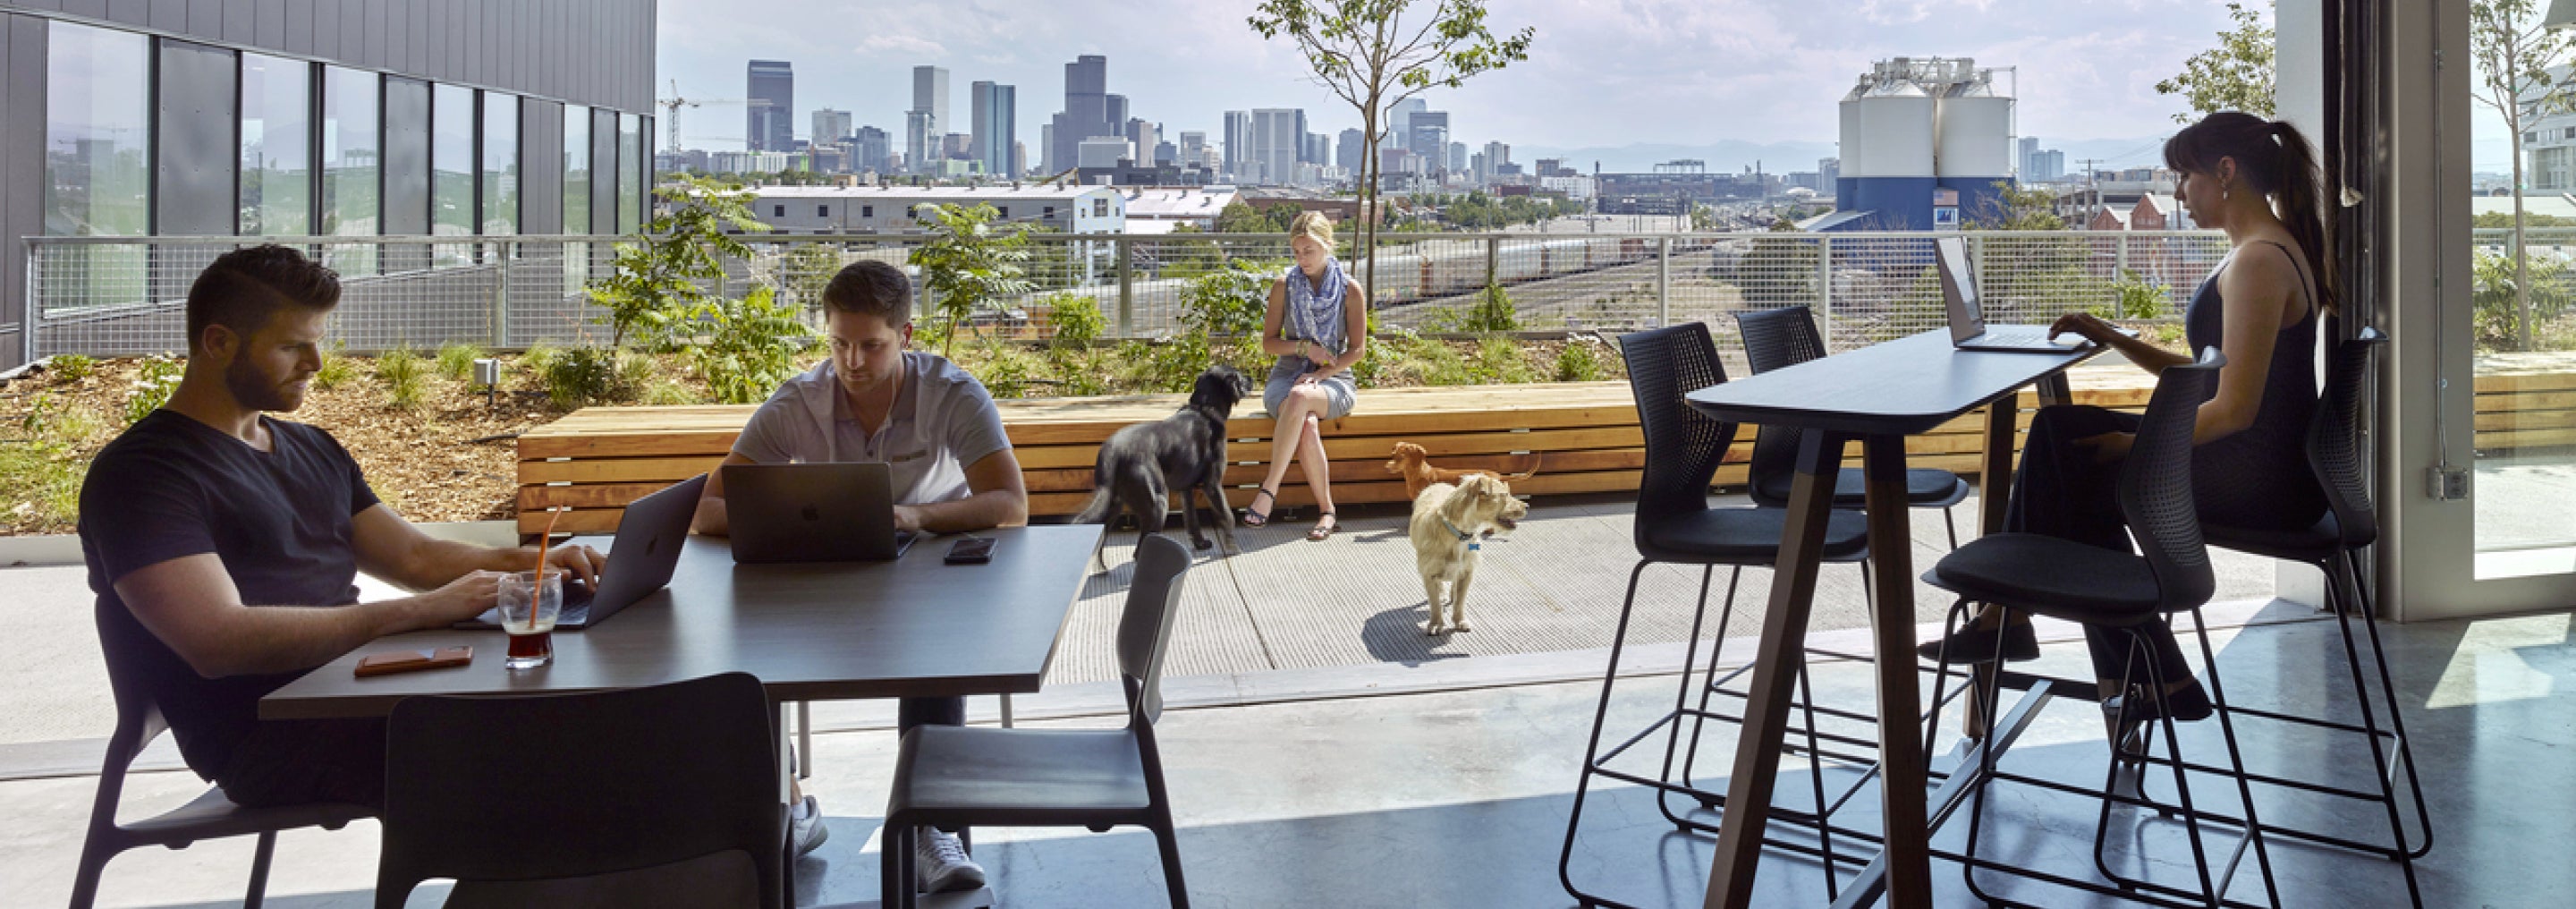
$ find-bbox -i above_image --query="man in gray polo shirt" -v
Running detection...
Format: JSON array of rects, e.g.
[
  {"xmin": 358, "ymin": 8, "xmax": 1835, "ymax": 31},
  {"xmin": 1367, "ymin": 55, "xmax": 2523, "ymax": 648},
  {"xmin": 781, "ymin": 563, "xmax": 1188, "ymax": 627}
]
[{"xmin": 693, "ymin": 259, "xmax": 1028, "ymax": 894}]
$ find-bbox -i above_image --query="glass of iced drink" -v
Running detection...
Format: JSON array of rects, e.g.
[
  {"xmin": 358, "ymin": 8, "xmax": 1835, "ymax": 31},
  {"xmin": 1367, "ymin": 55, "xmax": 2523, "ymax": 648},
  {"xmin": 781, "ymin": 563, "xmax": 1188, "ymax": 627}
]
[{"xmin": 497, "ymin": 569, "xmax": 564, "ymax": 670}]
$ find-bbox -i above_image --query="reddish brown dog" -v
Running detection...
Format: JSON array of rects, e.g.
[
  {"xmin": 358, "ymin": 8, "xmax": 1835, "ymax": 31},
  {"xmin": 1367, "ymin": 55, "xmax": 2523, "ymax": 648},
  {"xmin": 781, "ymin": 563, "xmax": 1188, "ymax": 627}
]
[{"xmin": 1385, "ymin": 442, "xmax": 1540, "ymax": 502}]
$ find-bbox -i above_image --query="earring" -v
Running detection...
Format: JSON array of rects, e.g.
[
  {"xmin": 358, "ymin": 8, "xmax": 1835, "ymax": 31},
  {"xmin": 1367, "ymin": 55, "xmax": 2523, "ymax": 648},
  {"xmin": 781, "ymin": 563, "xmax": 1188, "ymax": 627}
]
[{"xmin": 2222, "ymin": 181, "xmax": 2232, "ymax": 201}]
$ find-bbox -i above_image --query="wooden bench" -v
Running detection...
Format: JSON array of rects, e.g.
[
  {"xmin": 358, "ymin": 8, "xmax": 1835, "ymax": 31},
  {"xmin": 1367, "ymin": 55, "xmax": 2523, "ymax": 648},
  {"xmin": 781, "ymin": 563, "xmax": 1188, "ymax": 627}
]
[{"xmin": 516, "ymin": 370, "xmax": 2162, "ymax": 535}]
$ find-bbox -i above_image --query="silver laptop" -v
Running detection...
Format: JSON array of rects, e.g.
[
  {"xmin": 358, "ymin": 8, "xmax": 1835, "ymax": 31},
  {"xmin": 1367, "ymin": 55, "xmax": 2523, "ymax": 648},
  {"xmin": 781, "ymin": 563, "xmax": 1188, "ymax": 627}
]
[
  {"xmin": 459, "ymin": 473, "xmax": 705, "ymax": 631},
  {"xmin": 1936, "ymin": 236, "xmax": 2087, "ymax": 353},
  {"xmin": 723, "ymin": 462, "xmax": 920, "ymax": 564}
]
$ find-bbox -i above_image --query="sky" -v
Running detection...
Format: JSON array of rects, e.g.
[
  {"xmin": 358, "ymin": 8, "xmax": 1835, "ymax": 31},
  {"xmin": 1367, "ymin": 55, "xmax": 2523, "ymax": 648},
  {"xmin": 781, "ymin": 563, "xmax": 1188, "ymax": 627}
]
[{"xmin": 657, "ymin": 0, "xmax": 2499, "ymax": 173}]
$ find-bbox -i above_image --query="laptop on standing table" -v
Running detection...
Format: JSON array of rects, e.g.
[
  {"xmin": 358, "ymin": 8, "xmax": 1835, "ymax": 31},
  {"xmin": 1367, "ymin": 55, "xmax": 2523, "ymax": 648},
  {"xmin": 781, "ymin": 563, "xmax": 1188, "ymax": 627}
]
[
  {"xmin": 458, "ymin": 472, "xmax": 706, "ymax": 630},
  {"xmin": 1936, "ymin": 235, "xmax": 2093, "ymax": 353},
  {"xmin": 722, "ymin": 462, "xmax": 921, "ymax": 564}
]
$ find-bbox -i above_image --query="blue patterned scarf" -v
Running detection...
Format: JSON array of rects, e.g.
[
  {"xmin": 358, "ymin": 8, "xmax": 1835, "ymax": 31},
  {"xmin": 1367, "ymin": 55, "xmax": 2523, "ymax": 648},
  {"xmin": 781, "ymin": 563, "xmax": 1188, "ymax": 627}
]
[{"xmin": 1283, "ymin": 259, "xmax": 1350, "ymax": 356}]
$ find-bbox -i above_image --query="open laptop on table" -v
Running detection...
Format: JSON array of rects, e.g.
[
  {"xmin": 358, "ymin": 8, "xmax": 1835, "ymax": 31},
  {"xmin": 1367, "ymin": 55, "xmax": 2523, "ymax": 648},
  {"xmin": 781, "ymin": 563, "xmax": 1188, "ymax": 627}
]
[
  {"xmin": 458, "ymin": 472, "xmax": 705, "ymax": 631},
  {"xmin": 722, "ymin": 462, "xmax": 920, "ymax": 564},
  {"xmin": 1936, "ymin": 235, "xmax": 2095, "ymax": 353}
]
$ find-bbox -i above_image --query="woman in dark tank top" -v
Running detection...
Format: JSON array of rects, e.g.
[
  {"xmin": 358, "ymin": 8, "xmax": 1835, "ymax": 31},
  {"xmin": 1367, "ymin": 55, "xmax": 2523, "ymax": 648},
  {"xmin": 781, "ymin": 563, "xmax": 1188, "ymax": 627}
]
[{"xmin": 1924, "ymin": 112, "xmax": 2338, "ymax": 729}]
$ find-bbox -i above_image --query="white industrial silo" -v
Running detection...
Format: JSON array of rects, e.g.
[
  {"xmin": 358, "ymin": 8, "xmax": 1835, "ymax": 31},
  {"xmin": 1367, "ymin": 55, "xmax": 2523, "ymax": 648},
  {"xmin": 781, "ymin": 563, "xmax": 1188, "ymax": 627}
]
[
  {"xmin": 1849, "ymin": 81, "xmax": 1936, "ymax": 180},
  {"xmin": 1936, "ymin": 89, "xmax": 2013, "ymax": 182}
]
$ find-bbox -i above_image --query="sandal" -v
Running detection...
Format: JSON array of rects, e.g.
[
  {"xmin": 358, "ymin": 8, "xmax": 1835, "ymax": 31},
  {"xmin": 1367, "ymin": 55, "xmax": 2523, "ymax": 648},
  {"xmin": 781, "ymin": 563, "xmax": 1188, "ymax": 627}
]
[
  {"xmin": 1241, "ymin": 487, "xmax": 1279, "ymax": 527},
  {"xmin": 1306, "ymin": 512, "xmax": 1339, "ymax": 541}
]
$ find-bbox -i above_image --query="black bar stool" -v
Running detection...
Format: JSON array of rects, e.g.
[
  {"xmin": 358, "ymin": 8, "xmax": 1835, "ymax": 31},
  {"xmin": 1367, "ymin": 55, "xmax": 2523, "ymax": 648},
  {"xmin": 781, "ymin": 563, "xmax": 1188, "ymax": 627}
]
[
  {"xmin": 1925, "ymin": 348, "xmax": 2283, "ymax": 908},
  {"xmin": 1558, "ymin": 321, "xmax": 1875, "ymax": 908},
  {"xmin": 2194, "ymin": 327, "xmax": 2426, "ymax": 905}
]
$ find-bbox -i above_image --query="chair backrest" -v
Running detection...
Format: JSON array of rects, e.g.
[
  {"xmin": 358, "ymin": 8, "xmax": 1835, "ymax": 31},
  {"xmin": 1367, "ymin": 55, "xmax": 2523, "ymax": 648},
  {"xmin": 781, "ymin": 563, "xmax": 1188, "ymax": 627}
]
[
  {"xmin": 1732, "ymin": 306, "xmax": 1828, "ymax": 505},
  {"xmin": 2116, "ymin": 347, "xmax": 2226, "ymax": 614},
  {"xmin": 1618, "ymin": 322, "xmax": 1736, "ymax": 550},
  {"xmin": 1118, "ymin": 532, "xmax": 1193, "ymax": 726},
  {"xmin": 83, "ymin": 600, "xmax": 170, "ymax": 838},
  {"xmin": 2310, "ymin": 327, "xmax": 2385, "ymax": 548},
  {"xmin": 377, "ymin": 672, "xmax": 782, "ymax": 909}
]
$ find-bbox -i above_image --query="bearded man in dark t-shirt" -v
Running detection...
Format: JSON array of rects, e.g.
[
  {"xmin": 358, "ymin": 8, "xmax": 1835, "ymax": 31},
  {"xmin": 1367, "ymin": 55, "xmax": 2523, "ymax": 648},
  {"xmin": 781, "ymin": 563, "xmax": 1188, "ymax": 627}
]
[{"xmin": 79, "ymin": 244, "xmax": 605, "ymax": 810}]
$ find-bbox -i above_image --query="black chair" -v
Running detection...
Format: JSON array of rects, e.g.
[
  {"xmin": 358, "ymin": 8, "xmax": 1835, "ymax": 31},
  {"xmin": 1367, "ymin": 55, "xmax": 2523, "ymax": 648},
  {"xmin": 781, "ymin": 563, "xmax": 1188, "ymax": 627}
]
[
  {"xmin": 1927, "ymin": 348, "xmax": 2282, "ymax": 908},
  {"xmin": 1733, "ymin": 305, "xmax": 1974, "ymax": 546},
  {"xmin": 376, "ymin": 672, "xmax": 785, "ymax": 909},
  {"xmin": 71, "ymin": 607, "xmax": 372, "ymax": 909},
  {"xmin": 881, "ymin": 531, "xmax": 1195, "ymax": 909},
  {"xmin": 2196, "ymin": 327, "xmax": 2425, "ymax": 905},
  {"xmin": 1558, "ymin": 321, "xmax": 1875, "ymax": 908}
]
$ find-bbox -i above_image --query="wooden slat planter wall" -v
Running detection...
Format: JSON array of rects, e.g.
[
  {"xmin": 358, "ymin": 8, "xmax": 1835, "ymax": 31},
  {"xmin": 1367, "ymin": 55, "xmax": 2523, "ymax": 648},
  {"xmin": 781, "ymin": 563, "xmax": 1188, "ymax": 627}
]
[{"xmin": 516, "ymin": 370, "xmax": 2180, "ymax": 536}]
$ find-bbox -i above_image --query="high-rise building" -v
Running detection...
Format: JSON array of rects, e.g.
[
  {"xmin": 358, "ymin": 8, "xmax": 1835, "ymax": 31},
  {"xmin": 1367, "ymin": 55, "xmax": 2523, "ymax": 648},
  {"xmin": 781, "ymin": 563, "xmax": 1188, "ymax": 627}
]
[
  {"xmin": 2018, "ymin": 136, "xmax": 2039, "ymax": 178},
  {"xmin": 1818, "ymin": 157, "xmax": 1840, "ymax": 187},
  {"xmin": 1078, "ymin": 137, "xmax": 1131, "ymax": 168},
  {"xmin": 1180, "ymin": 132, "xmax": 1208, "ymax": 167},
  {"xmin": 811, "ymin": 108, "xmax": 852, "ymax": 147},
  {"xmin": 1407, "ymin": 111, "xmax": 1450, "ymax": 169},
  {"xmin": 1388, "ymin": 98, "xmax": 1428, "ymax": 149},
  {"xmin": 1223, "ymin": 111, "xmax": 1252, "ymax": 181},
  {"xmin": 903, "ymin": 111, "xmax": 935, "ymax": 174},
  {"xmin": 1014, "ymin": 141, "xmax": 1029, "ymax": 177},
  {"xmin": 1449, "ymin": 141, "xmax": 1468, "ymax": 175},
  {"xmin": 1339, "ymin": 129, "xmax": 1368, "ymax": 173},
  {"xmin": 2030, "ymin": 149, "xmax": 2063, "ymax": 182},
  {"xmin": 746, "ymin": 60, "xmax": 794, "ymax": 152},
  {"xmin": 1155, "ymin": 140, "xmax": 1177, "ymax": 166},
  {"xmin": 970, "ymin": 81, "xmax": 1016, "ymax": 178},
  {"xmin": 1126, "ymin": 118, "xmax": 1158, "ymax": 163},
  {"xmin": 909, "ymin": 65, "xmax": 949, "ymax": 174},
  {"xmin": 1039, "ymin": 123, "xmax": 1057, "ymax": 174},
  {"xmin": 1482, "ymin": 140, "xmax": 1510, "ymax": 182},
  {"xmin": 855, "ymin": 126, "xmax": 892, "ymax": 174},
  {"xmin": 1051, "ymin": 55, "xmax": 1119, "ymax": 174},
  {"xmin": 1250, "ymin": 108, "xmax": 1307, "ymax": 185},
  {"xmin": 1305, "ymin": 133, "xmax": 1330, "ymax": 166}
]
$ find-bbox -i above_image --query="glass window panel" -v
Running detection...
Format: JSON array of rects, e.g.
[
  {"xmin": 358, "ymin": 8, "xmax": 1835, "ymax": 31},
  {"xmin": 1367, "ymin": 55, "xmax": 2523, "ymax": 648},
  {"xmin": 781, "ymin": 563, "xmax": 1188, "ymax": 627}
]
[
  {"xmin": 482, "ymin": 92, "xmax": 518, "ymax": 238},
  {"xmin": 41, "ymin": 22, "xmax": 149, "ymax": 312},
  {"xmin": 379, "ymin": 76, "xmax": 429, "ymax": 272},
  {"xmin": 240, "ymin": 54, "xmax": 311, "ymax": 236},
  {"xmin": 618, "ymin": 113, "xmax": 641, "ymax": 233},
  {"xmin": 564, "ymin": 106, "xmax": 589, "ymax": 293},
  {"xmin": 431, "ymin": 83, "xmax": 475, "ymax": 266},
  {"xmin": 320, "ymin": 65, "xmax": 379, "ymax": 275}
]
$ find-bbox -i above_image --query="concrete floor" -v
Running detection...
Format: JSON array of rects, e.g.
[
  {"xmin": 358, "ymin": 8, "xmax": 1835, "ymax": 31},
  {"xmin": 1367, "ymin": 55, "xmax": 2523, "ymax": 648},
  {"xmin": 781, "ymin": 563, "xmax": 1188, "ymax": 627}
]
[{"xmin": 8, "ymin": 608, "xmax": 2572, "ymax": 908}]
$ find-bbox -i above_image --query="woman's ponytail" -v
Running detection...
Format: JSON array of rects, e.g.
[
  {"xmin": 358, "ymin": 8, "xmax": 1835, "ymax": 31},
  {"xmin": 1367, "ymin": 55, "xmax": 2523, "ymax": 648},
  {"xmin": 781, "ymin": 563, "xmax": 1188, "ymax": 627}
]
[{"xmin": 2267, "ymin": 121, "xmax": 2341, "ymax": 316}]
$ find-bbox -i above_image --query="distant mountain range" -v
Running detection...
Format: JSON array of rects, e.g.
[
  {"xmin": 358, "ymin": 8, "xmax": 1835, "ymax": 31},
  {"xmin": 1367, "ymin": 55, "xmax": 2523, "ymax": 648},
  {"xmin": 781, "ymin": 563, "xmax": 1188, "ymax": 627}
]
[{"xmin": 1512, "ymin": 136, "xmax": 2175, "ymax": 175}]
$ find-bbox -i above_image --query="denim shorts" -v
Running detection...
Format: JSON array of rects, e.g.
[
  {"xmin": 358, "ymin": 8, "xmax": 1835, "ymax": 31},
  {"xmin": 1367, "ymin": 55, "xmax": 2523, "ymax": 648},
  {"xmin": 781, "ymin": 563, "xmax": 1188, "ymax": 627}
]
[{"xmin": 1262, "ymin": 356, "xmax": 1357, "ymax": 421}]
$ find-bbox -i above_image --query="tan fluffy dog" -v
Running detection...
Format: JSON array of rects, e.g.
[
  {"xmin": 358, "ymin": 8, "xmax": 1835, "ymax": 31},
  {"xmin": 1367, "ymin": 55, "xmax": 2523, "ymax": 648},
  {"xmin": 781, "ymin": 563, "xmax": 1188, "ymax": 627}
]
[
  {"xmin": 1408, "ymin": 473, "xmax": 1531, "ymax": 635},
  {"xmin": 1385, "ymin": 442, "xmax": 1541, "ymax": 502}
]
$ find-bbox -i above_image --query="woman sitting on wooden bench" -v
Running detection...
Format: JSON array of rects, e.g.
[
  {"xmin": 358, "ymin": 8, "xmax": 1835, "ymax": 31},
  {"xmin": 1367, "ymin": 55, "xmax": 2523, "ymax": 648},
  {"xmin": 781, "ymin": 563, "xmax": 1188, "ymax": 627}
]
[{"xmin": 1243, "ymin": 211, "xmax": 1368, "ymax": 541}]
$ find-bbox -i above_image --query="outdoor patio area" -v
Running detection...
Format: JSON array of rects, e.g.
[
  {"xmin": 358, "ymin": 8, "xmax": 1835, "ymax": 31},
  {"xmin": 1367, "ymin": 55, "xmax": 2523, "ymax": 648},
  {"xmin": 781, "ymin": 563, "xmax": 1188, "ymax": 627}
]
[{"xmin": 7, "ymin": 594, "xmax": 2570, "ymax": 908}]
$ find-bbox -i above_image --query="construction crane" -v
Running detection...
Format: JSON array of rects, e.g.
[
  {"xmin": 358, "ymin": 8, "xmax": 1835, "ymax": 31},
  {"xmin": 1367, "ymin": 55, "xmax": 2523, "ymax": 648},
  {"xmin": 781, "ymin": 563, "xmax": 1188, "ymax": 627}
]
[{"xmin": 657, "ymin": 79, "xmax": 746, "ymax": 154}]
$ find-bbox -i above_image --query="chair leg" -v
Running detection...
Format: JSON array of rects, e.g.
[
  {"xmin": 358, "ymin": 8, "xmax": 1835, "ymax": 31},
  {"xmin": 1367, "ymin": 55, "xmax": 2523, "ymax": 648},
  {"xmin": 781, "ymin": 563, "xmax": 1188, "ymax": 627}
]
[
  {"xmin": 882, "ymin": 820, "xmax": 911, "ymax": 909},
  {"xmin": 1558, "ymin": 560, "xmax": 1655, "ymax": 904},
  {"xmin": 1942, "ymin": 505, "xmax": 1960, "ymax": 550},
  {"xmin": 797, "ymin": 701, "xmax": 814, "ymax": 780},
  {"xmin": 2345, "ymin": 548, "xmax": 2435, "ymax": 861},
  {"xmin": 2188, "ymin": 607, "xmax": 2282, "ymax": 908},
  {"xmin": 1958, "ymin": 606, "xmax": 2013, "ymax": 904},
  {"xmin": 2093, "ymin": 630, "xmax": 2153, "ymax": 888},
  {"xmin": 1653, "ymin": 565, "xmax": 1723, "ymax": 827},
  {"xmin": 2324, "ymin": 557, "xmax": 2424, "ymax": 904},
  {"xmin": 1150, "ymin": 811, "xmax": 1191, "ymax": 909},
  {"xmin": 70, "ymin": 837, "xmax": 114, "ymax": 909},
  {"xmin": 1675, "ymin": 566, "xmax": 1745, "ymax": 803},
  {"xmin": 2138, "ymin": 629, "xmax": 2223, "ymax": 908},
  {"xmin": 243, "ymin": 830, "xmax": 276, "ymax": 909}
]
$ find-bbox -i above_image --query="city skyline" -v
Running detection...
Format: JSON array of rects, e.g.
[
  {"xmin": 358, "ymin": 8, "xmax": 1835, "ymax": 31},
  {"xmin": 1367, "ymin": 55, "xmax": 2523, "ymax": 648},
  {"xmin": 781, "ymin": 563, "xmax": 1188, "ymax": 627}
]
[{"xmin": 658, "ymin": 0, "xmax": 2259, "ymax": 169}]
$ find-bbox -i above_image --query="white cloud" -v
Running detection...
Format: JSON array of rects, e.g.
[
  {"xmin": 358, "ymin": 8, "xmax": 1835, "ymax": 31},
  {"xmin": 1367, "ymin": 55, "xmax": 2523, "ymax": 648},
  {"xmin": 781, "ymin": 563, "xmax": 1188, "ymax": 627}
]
[{"xmin": 855, "ymin": 34, "xmax": 948, "ymax": 57}]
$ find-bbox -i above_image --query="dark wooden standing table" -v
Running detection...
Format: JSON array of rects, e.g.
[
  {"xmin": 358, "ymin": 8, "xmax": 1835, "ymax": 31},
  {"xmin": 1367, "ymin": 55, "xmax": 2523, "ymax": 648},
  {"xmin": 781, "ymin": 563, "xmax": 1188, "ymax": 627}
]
[{"xmin": 1682, "ymin": 329, "xmax": 2094, "ymax": 909}]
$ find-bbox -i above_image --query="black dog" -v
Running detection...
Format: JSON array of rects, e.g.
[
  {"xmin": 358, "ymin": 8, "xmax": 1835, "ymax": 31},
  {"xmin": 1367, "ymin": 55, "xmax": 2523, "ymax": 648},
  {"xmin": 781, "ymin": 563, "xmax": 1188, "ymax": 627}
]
[{"xmin": 1072, "ymin": 365, "xmax": 1256, "ymax": 570}]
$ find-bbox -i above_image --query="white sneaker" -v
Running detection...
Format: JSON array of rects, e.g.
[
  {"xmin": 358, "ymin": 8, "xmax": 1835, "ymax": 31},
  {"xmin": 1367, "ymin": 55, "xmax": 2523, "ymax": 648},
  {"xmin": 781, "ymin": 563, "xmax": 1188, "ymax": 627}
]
[
  {"xmin": 791, "ymin": 795, "xmax": 829, "ymax": 856},
  {"xmin": 915, "ymin": 827, "xmax": 987, "ymax": 894}
]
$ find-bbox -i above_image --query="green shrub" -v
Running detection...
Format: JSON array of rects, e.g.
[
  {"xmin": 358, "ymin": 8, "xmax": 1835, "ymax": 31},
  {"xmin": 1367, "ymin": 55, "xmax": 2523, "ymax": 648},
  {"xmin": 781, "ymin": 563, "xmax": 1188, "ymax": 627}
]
[
  {"xmin": 1474, "ymin": 335, "xmax": 1536, "ymax": 384},
  {"xmin": 435, "ymin": 342, "xmax": 486, "ymax": 381},
  {"xmin": 1464, "ymin": 284, "xmax": 1521, "ymax": 333},
  {"xmin": 691, "ymin": 286, "xmax": 816, "ymax": 404},
  {"xmin": 1416, "ymin": 306, "xmax": 1466, "ymax": 334},
  {"xmin": 971, "ymin": 337, "xmax": 1041, "ymax": 399},
  {"xmin": 587, "ymin": 174, "xmax": 767, "ymax": 350},
  {"xmin": 312, "ymin": 342, "xmax": 357, "ymax": 390},
  {"xmin": 1555, "ymin": 342, "xmax": 1605, "ymax": 382},
  {"xmin": 124, "ymin": 354, "xmax": 182, "ymax": 423},
  {"xmin": 1046, "ymin": 293, "xmax": 1106, "ymax": 345},
  {"xmin": 1051, "ymin": 347, "xmax": 1113, "ymax": 397},
  {"xmin": 909, "ymin": 202, "xmax": 1034, "ymax": 357},
  {"xmin": 47, "ymin": 353, "xmax": 97, "ymax": 382},
  {"xmin": 543, "ymin": 346, "xmax": 642, "ymax": 407},
  {"xmin": 377, "ymin": 346, "xmax": 428, "ymax": 410}
]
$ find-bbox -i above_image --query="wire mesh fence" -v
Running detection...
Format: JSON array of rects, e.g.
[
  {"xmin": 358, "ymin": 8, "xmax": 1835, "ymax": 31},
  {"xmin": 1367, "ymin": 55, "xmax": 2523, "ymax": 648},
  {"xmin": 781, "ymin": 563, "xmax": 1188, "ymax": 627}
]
[{"xmin": 24, "ymin": 229, "xmax": 2230, "ymax": 361}]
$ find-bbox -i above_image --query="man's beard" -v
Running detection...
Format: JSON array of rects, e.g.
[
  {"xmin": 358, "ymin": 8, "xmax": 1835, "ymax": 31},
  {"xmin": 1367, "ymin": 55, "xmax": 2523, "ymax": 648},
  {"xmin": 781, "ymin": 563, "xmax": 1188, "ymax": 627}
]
[{"xmin": 224, "ymin": 354, "xmax": 302, "ymax": 412}]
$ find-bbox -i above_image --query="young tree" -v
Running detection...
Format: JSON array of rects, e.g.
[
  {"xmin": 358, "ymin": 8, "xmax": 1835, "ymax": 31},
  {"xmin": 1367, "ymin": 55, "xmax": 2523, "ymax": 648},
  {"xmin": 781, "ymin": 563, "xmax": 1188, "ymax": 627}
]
[
  {"xmin": 587, "ymin": 174, "xmax": 767, "ymax": 349},
  {"xmin": 2156, "ymin": 2, "xmax": 2276, "ymax": 122},
  {"xmin": 2471, "ymin": 0, "xmax": 2575, "ymax": 351},
  {"xmin": 1249, "ymin": 0, "xmax": 1533, "ymax": 304},
  {"xmin": 908, "ymin": 203, "xmax": 1034, "ymax": 358}
]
